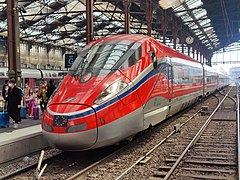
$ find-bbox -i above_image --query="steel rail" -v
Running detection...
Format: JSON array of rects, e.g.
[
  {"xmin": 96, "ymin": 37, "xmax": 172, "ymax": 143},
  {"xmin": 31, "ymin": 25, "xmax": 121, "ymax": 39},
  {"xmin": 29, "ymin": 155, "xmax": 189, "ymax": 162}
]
[
  {"xmin": 0, "ymin": 150, "xmax": 62, "ymax": 180},
  {"xmin": 217, "ymin": 89, "xmax": 237, "ymax": 106},
  {"xmin": 115, "ymin": 110, "xmax": 201, "ymax": 180},
  {"xmin": 163, "ymin": 86, "xmax": 233, "ymax": 180},
  {"xmin": 67, "ymin": 146, "xmax": 129, "ymax": 180},
  {"xmin": 68, "ymin": 109, "xmax": 201, "ymax": 180},
  {"xmin": 237, "ymin": 84, "xmax": 240, "ymax": 180}
]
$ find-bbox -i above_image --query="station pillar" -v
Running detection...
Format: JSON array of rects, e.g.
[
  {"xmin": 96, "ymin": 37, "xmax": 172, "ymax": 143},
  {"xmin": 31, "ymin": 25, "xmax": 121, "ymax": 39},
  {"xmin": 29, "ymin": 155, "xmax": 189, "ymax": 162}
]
[
  {"xmin": 86, "ymin": 0, "xmax": 93, "ymax": 44},
  {"xmin": 172, "ymin": 16, "xmax": 177, "ymax": 49},
  {"xmin": 123, "ymin": 0, "xmax": 131, "ymax": 34},
  {"xmin": 162, "ymin": 9, "xmax": 167, "ymax": 43},
  {"xmin": 7, "ymin": 0, "xmax": 21, "ymax": 86},
  {"xmin": 146, "ymin": 0, "xmax": 152, "ymax": 37}
]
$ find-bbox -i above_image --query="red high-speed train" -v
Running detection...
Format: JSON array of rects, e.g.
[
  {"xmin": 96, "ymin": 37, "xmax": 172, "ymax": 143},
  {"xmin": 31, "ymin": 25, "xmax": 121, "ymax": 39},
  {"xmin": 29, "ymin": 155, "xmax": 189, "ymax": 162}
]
[{"xmin": 42, "ymin": 34, "xmax": 229, "ymax": 150}]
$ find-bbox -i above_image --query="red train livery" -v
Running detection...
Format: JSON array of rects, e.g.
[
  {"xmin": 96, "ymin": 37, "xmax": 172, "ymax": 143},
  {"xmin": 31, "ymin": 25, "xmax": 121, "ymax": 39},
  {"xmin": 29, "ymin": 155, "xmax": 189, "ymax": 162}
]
[{"xmin": 42, "ymin": 34, "xmax": 229, "ymax": 150}]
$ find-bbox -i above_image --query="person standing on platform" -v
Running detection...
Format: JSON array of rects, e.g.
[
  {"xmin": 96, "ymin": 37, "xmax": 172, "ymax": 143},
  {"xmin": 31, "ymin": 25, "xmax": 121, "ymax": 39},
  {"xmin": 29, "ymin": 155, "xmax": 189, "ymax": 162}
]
[
  {"xmin": 37, "ymin": 81, "xmax": 48, "ymax": 114},
  {"xmin": 47, "ymin": 80, "xmax": 56, "ymax": 101},
  {"xmin": 23, "ymin": 82, "xmax": 30, "ymax": 104},
  {"xmin": 26, "ymin": 89, "xmax": 37, "ymax": 118},
  {"xmin": 2, "ymin": 80, "xmax": 8, "ymax": 100},
  {"xmin": 6, "ymin": 79, "xmax": 22, "ymax": 128},
  {"xmin": 23, "ymin": 82, "xmax": 31, "ymax": 114},
  {"xmin": 2, "ymin": 80, "xmax": 9, "ymax": 110}
]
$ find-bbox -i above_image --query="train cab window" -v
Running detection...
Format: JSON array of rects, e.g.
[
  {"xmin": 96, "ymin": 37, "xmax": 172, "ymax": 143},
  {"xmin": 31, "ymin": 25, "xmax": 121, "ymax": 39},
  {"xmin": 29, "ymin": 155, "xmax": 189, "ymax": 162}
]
[{"xmin": 69, "ymin": 41, "xmax": 136, "ymax": 77}]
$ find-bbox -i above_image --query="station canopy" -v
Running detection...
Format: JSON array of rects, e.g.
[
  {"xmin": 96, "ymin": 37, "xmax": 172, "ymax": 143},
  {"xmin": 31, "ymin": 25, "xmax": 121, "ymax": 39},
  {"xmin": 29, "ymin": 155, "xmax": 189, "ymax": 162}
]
[{"xmin": 0, "ymin": 0, "xmax": 239, "ymax": 55}]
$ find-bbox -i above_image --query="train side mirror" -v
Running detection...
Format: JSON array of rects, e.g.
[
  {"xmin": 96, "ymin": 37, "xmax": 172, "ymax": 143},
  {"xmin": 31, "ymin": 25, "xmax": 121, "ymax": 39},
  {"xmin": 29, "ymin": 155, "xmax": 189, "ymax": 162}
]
[{"xmin": 149, "ymin": 51, "xmax": 157, "ymax": 69}]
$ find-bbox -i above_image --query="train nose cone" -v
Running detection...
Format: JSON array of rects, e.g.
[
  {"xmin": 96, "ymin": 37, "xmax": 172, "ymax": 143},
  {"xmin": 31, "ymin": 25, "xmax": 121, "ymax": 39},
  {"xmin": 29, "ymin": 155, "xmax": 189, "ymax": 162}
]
[{"xmin": 42, "ymin": 104, "xmax": 98, "ymax": 150}]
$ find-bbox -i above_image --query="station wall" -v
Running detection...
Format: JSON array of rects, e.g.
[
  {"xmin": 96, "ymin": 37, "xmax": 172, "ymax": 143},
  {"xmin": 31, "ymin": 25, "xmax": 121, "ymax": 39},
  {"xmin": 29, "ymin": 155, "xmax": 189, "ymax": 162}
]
[{"xmin": 0, "ymin": 42, "xmax": 71, "ymax": 69}]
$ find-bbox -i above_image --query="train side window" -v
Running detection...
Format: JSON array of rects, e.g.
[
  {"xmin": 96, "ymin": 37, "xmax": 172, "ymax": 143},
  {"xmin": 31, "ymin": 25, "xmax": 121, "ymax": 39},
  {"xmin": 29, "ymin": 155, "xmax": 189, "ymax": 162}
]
[
  {"xmin": 174, "ymin": 67, "xmax": 178, "ymax": 84},
  {"xmin": 119, "ymin": 46, "xmax": 142, "ymax": 70},
  {"xmin": 172, "ymin": 64, "xmax": 185, "ymax": 84},
  {"xmin": 129, "ymin": 46, "xmax": 142, "ymax": 66},
  {"xmin": 159, "ymin": 62, "xmax": 173, "ymax": 82},
  {"xmin": 128, "ymin": 53, "xmax": 136, "ymax": 66},
  {"xmin": 135, "ymin": 46, "xmax": 142, "ymax": 61}
]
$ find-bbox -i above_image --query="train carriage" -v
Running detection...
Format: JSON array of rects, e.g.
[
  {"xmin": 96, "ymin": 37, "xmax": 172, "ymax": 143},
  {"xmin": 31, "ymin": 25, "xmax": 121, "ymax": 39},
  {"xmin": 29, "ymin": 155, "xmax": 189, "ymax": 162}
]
[
  {"xmin": 42, "ymin": 34, "xmax": 229, "ymax": 151},
  {"xmin": 0, "ymin": 67, "xmax": 66, "ymax": 93}
]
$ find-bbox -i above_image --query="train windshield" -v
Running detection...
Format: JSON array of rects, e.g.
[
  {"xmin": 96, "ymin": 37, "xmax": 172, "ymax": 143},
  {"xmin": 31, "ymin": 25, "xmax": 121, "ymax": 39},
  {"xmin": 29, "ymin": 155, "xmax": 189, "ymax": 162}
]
[{"xmin": 69, "ymin": 40, "xmax": 135, "ymax": 78}]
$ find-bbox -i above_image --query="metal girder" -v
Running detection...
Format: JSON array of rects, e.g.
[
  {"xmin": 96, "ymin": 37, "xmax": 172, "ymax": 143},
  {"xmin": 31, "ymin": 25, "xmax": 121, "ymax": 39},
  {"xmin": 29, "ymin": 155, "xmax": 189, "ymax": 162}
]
[
  {"xmin": 7, "ymin": 0, "xmax": 21, "ymax": 84},
  {"xmin": 0, "ymin": 0, "xmax": 239, "ymax": 58},
  {"xmin": 181, "ymin": 2, "xmax": 215, "ymax": 51},
  {"xmin": 202, "ymin": 0, "xmax": 240, "ymax": 49},
  {"xmin": 123, "ymin": 0, "xmax": 131, "ymax": 34}
]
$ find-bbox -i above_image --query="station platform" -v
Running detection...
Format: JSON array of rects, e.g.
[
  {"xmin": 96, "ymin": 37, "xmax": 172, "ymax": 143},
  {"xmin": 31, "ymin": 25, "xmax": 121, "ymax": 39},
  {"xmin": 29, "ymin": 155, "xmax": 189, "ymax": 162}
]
[{"xmin": 0, "ymin": 116, "xmax": 49, "ymax": 164}]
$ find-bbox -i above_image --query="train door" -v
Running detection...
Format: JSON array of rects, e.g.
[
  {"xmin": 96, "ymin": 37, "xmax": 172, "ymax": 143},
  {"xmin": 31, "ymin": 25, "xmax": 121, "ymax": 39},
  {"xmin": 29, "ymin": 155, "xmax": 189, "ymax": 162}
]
[
  {"xmin": 166, "ymin": 58, "xmax": 173, "ymax": 101},
  {"xmin": 143, "ymin": 56, "xmax": 172, "ymax": 128}
]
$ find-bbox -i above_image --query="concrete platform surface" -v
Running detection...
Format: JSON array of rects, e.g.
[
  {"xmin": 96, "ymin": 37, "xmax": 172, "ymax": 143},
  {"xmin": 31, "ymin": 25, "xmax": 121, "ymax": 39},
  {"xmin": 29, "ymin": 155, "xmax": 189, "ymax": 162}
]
[{"xmin": 0, "ymin": 117, "xmax": 49, "ymax": 164}]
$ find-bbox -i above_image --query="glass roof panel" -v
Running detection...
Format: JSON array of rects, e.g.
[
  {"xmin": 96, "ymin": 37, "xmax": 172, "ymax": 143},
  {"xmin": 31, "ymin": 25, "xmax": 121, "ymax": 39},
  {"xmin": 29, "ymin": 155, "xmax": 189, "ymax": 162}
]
[
  {"xmin": 0, "ymin": 0, "xmax": 6, "ymax": 10},
  {"xmin": 58, "ymin": 24, "xmax": 77, "ymax": 31},
  {"xmin": 172, "ymin": 0, "xmax": 219, "ymax": 50},
  {"xmin": 186, "ymin": 0, "xmax": 203, "ymax": 9},
  {"xmin": 194, "ymin": 10, "xmax": 206, "ymax": 19},
  {"xmin": 0, "ymin": 0, "xmax": 226, "ymax": 52}
]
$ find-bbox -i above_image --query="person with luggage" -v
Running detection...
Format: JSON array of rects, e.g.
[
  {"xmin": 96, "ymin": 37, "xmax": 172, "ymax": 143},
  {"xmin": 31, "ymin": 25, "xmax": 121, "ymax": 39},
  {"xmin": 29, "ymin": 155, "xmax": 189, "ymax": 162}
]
[
  {"xmin": 23, "ymin": 82, "xmax": 29, "ymax": 105},
  {"xmin": 25, "ymin": 89, "xmax": 37, "ymax": 118},
  {"xmin": 2, "ymin": 80, "xmax": 9, "ymax": 111},
  {"xmin": 2, "ymin": 80, "xmax": 8, "ymax": 100},
  {"xmin": 6, "ymin": 79, "xmax": 22, "ymax": 128},
  {"xmin": 0, "ymin": 80, "xmax": 9, "ymax": 128}
]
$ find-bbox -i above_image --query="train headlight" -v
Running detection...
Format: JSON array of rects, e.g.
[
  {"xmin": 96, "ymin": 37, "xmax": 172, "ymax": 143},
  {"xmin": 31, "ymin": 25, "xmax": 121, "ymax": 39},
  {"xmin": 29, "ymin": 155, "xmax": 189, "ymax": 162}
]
[
  {"xmin": 66, "ymin": 122, "xmax": 87, "ymax": 133},
  {"xmin": 94, "ymin": 80, "xmax": 128, "ymax": 105},
  {"xmin": 43, "ymin": 122, "xmax": 53, "ymax": 132}
]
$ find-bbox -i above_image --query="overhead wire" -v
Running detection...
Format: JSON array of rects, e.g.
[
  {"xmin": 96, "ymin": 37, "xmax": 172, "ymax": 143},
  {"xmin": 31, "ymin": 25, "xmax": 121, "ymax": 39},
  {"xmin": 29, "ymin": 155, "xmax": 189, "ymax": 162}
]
[{"xmin": 220, "ymin": 0, "xmax": 233, "ymax": 43}]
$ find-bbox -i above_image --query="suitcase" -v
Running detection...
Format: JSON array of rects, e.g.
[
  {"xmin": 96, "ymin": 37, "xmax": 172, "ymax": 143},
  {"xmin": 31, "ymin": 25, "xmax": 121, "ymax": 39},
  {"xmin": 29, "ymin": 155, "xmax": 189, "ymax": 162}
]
[
  {"xmin": 20, "ymin": 106, "xmax": 27, "ymax": 119},
  {"xmin": 32, "ymin": 105, "xmax": 39, "ymax": 120},
  {"xmin": 0, "ymin": 111, "xmax": 9, "ymax": 128},
  {"xmin": 28, "ymin": 99, "xmax": 36, "ymax": 116}
]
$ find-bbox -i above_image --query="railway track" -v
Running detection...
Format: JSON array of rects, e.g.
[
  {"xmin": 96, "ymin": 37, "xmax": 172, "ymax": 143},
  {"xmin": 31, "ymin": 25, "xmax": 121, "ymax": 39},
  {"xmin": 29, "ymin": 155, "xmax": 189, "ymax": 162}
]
[
  {"xmin": 160, "ymin": 86, "xmax": 238, "ymax": 180},
  {"xmin": 66, "ymin": 91, "xmax": 221, "ymax": 179},
  {"xmin": 115, "ymin": 85, "xmax": 238, "ymax": 180},
  {"xmin": 67, "ymin": 111, "xmax": 202, "ymax": 180},
  {"xmin": 3, "ymin": 146, "xmax": 121, "ymax": 180},
  {"xmin": 4, "ymin": 87, "xmax": 231, "ymax": 180}
]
